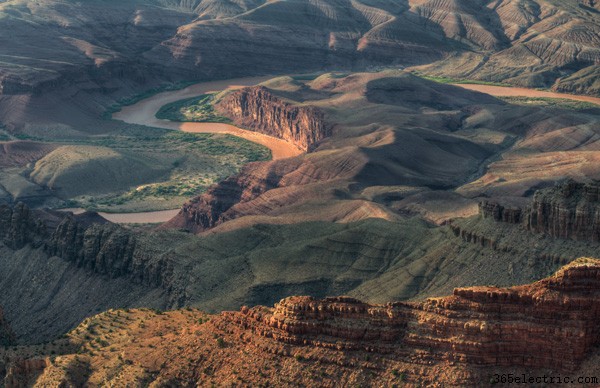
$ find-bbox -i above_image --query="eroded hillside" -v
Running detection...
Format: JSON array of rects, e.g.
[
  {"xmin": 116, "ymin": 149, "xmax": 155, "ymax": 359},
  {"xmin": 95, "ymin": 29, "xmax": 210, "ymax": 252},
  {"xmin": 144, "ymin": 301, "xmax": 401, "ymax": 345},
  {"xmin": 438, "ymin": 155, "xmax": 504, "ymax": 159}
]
[
  {"xmin": 2, "ymin": 258, "xmax": 600, "ymax": 387},
  {"xmin": 165, "ymin": 72, "xmax": 600, "ymax": 233},
  {"xmin": 0, "ymin": 0, "xmax": 598, "ymax": 133},
  {"xmin": 0, "ymin": 1, "xmax": 599, "ymax": 385},
  {"xmin": 1, "ymin": 72, "xmax": 600, "ymax": 346}
]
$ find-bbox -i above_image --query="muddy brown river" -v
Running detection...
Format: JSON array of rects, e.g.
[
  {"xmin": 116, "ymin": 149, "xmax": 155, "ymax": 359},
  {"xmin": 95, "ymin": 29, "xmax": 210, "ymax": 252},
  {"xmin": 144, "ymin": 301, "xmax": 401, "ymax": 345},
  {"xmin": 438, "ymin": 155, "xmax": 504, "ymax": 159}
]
[{"xmin": 87, "ymin": 76, "xmax": 600, "ymax": 224}]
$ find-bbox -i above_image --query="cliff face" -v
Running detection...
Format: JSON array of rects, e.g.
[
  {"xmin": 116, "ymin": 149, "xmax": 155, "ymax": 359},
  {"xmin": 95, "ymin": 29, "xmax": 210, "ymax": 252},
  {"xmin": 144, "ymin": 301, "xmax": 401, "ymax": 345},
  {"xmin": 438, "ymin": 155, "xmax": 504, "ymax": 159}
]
[
  {"xmin": 44, "ymin": 216, "xmax": 171, "ymax": 288},
  {"xmin": 478, "ymin": 200, "xmax": 522, "ymax": 224},
  {"xmin": 3, "ymin": 358, "xmax": 47, "ymax": 388},
  {"xmin": 5, "ymin": 259, "xmax": 599, "ymax": 387},
  {"xmin": 0, "ymin": 204, "xmax": 172, "ymax": 289},
  {"xmin": 167, "ymin": 85, "xmax": 332, "ymax": 233},
  {"xmin": 215, "ymin": 86, "xmax": 330, "ymax": 152},
  {"xmin": 163, "ymin": 158, "xmax": 302, "ymax": 233},
  {"xmin": 231, "ymin": 296, "xmax": 411, "ymax": 353},
  {"xmin": 0, "ymin": 204, "xmax": 46, "ymax": 250},
  {"xmin": 416, "ymin": 262, "xmax": 600, "ymax": 371},
  {"xmin": 477, "ymin": 180, "xmax": 600, "ymax": 243},
  {"xmin": 171, "ymin": 171, "xmax": 278, "ymax": 233},
  {"xmin": 228, "ymin": 258, "xmax": 600, "ymax": 372},
  {"xmin": 526, "ymin": 180, "xmax": 600, "ymax": 242}
]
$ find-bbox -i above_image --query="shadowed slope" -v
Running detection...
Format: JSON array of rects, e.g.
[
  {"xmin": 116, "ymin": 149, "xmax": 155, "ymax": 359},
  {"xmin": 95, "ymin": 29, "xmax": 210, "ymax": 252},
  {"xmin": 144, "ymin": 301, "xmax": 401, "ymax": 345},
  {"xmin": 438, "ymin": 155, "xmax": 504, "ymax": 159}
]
[
  {"xmin": 3, "ymin": 258, "xmax": 600, "ymax": 387},
  {"xmin": 2, "ymin": 0, "xmax": 600, "ymax": 133},
  {"xmin": 164, "ymin": 71, "xmax": 600, "ymax": 233}
]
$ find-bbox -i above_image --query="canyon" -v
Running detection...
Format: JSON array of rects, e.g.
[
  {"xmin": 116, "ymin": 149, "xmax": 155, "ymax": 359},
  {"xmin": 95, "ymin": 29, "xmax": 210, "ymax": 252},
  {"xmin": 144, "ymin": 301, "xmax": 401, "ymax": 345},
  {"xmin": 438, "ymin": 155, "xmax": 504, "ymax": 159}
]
[
  {"xmin": 2, "ymin": 258, "xmax": 599, "ymax": 386},
  {"xmin": 2, "ymin": 72, "xmax": 600, "ymax": 348},
  {"xmin": 1, "ymin": 0, "xmax": 599, "ymax": 134},
  {"xmin": 164, "ymin": 71, "xmax": 600, "ymax": 235},
  {"xmin": 0, "ymin": 1, "xmax": 600, "ymax": 385}
]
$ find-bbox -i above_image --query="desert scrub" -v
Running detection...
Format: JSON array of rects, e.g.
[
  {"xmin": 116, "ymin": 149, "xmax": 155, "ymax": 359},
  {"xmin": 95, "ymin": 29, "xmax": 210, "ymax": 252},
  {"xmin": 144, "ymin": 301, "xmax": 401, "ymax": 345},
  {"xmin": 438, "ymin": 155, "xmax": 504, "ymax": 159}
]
[
  {"xmin": 102, "ymin": 81, "xmax": 196, "ymax": 119},
  {"xmin": 48, "ymin": 129, "xmax": 270, "ymax": 212},
  {"xmin": 412, "ymin": 72, "xmax": 511, "ymax": 87},
  {"xmin": 155, "ymin": 93, "xmax": 231, "ymax": 123},
  {"xmin": 499, "ymin": 96, "xmax": 600, "ymax": 111}
]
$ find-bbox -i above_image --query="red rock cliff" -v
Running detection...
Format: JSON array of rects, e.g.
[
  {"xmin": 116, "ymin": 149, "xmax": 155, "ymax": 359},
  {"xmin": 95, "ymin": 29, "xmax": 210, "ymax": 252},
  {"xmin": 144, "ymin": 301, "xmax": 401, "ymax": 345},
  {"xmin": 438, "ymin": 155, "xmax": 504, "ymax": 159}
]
[
  {"xmin": 215, "ymin": 86, "xmax": 330, "ymax": 152},
  {"xmin": 224, "ymin": 258, "xmax": 600, "ymax": 372}
]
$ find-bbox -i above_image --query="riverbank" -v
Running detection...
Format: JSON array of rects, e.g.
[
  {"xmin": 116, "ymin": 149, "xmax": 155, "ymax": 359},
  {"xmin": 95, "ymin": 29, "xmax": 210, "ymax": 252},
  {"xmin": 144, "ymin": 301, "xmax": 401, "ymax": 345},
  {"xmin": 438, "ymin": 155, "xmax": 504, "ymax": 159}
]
[{"xmin": 83, "ymin": 74, "xmax": 600, "ymax": 224}]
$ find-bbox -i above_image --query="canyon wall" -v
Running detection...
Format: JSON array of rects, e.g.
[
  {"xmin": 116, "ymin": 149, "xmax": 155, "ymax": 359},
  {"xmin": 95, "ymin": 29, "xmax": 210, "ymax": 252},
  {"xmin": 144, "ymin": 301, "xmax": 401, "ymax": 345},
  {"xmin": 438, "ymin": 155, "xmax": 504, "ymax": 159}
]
[
  {"xmin": 2, "ymin": 259, "xmax": 599, "ymax": 387},
  {"xmin": 478, "ymin": 180, "xmax": 600, "ymax": 243},
  {"xmin": 225, "ymin": 258, "xmax": 600, "ymax": 371},
  {"xmin": 164, "ymin": 160, "xmax": 292, "ymax": 233},
  {"xmin": 0, "ymin": 204, "xmax": 172, "ymax": 289},
  {"xmin": 478, "ymin": 200, "xmax": 522, "ymax": 224},
  {"xmin": 165, "ymin": 85, "xmax": 335, "ymax": 233},
  {"xmin": 526, "ymin": 180, "xmax": 600, "ymax": 242},
  {"xmin": 0, "ymin": 204, "xmax": 46, "ymax": 250},
  {"xmin": 45, "ymin": 217, "xmax": 171, "ymax": 288},
  {"xmin": 215, "ymin": 86, "xmax": 330, "ymax": 152}
]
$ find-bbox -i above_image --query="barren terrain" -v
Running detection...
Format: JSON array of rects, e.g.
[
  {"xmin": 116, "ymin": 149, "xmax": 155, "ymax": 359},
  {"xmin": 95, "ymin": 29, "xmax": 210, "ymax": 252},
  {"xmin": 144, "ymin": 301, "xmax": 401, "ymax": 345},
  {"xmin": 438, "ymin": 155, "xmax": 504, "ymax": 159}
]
[
  {"xmin": 3, "ymin": 258, "xmax": 600, "ymax": 387},
  {"xmin": 0, "ymin": 1, "xmax": 600, "ymax": 385}
]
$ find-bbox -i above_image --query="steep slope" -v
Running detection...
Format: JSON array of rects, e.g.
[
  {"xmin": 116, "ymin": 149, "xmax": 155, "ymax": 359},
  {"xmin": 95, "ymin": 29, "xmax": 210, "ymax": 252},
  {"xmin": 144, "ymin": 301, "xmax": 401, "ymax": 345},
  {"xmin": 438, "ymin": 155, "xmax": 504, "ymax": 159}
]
[
  {"xmin": 478, "ymin": 179, "xmax": 600, "ymax": 243},
  {"xmin": 3, "ymin": 258, "xmax": 599, "ymax": 387},
  {"xmin": 2, "ymin": 72, "xmax": 600, "ymax": 346},
  {"xmin": 415, "ymin": 0, "xmax": 600, "ymax": 91},
  {"xmin": 165, "ymin": 71, "xmax": 600, "ymax": 234},
  {"xmin": 215, "ymin": 86, "xmax": 331, "ymax": 151},
  {"xmin": 0, "ymin": 0, "xmax": 198, "ymax": 131},
  {"xmin": 4, "ymin": 176, "xmax": 600, "ymax": 346},
  {"xmin": 2, "ymin": 0, "xmax": 600, "ymax": 135}
]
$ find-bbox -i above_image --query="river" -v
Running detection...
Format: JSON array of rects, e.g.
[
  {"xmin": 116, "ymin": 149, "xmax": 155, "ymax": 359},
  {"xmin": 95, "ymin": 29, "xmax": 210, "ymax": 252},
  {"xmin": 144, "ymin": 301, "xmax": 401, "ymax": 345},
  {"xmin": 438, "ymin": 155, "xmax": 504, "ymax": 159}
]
[{"xmin": 76, "ymin": 76, "xmax": 600, "ymax": 224}]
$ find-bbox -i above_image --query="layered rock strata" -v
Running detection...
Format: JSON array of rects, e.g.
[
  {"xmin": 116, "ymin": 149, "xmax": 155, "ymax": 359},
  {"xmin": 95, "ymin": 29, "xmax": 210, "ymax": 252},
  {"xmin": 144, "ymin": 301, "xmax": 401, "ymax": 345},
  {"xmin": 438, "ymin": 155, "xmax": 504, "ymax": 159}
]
[
  {"xmin": 44, "ymin": 216, "xmax": 172, "ymax": 288},
  {"xmin": 479, "ymin": 200, "xmax": 522, "ymax": 224},
  {"xmin": 478, "ymin": 180, "xmax": 600, "ymax": 243},
  {"xmin": 215, "ymin": 86, "xmax": 330, "ymax": 151},
  {"xmin": 526, "ymin": 180, "xmax": 600, "ymax": 242},
  {"xmin": 3, "ymin": 359, "xmax": 47, "ymax": 388},
  {"xmin": 0, "ymin": 204, "xmax": 172, "ymax": 289},
  {"xmin": 225, "ymin": 258, "xmax": 600, "ymax": 371},
  {"xmin": 164, "ymin": 158, "xmax": 301, "ymax": 233},
  {"xmin": 0, "ymin": 203, "xmax": 46, "ymax": 250}
]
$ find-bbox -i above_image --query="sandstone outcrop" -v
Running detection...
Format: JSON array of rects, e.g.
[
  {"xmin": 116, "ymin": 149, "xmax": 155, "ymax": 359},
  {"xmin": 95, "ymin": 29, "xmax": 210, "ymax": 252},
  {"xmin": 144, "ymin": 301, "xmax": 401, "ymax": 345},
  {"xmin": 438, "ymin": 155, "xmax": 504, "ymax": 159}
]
[
  {"xmin": 215, "ymin": 86, "xmax": 330, "ymax": 151},
  {"xmin": 163, "ymin": 84, "xmax": 338, "ymax": 233},
  {"xmin": 8, "ymin": 259, "xmax": 597, "ymax": 387},
  {"xmin": 3, "ymin": 358, "xmax": 47, "ymax": 388},
  {"xmin": 165, "ymin": 160, "xmax": 295, "ymax": 232},
  {"xmin": 478, "ymin": 200, "xmax": 522, "ymax": 224},
  {"xmin": 0, "ymin": 204, "xmax": 172, "ymax": 289},
  {"xmin": 227, "ymin": 258, "xmax": 600, "ymax": 371}
]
